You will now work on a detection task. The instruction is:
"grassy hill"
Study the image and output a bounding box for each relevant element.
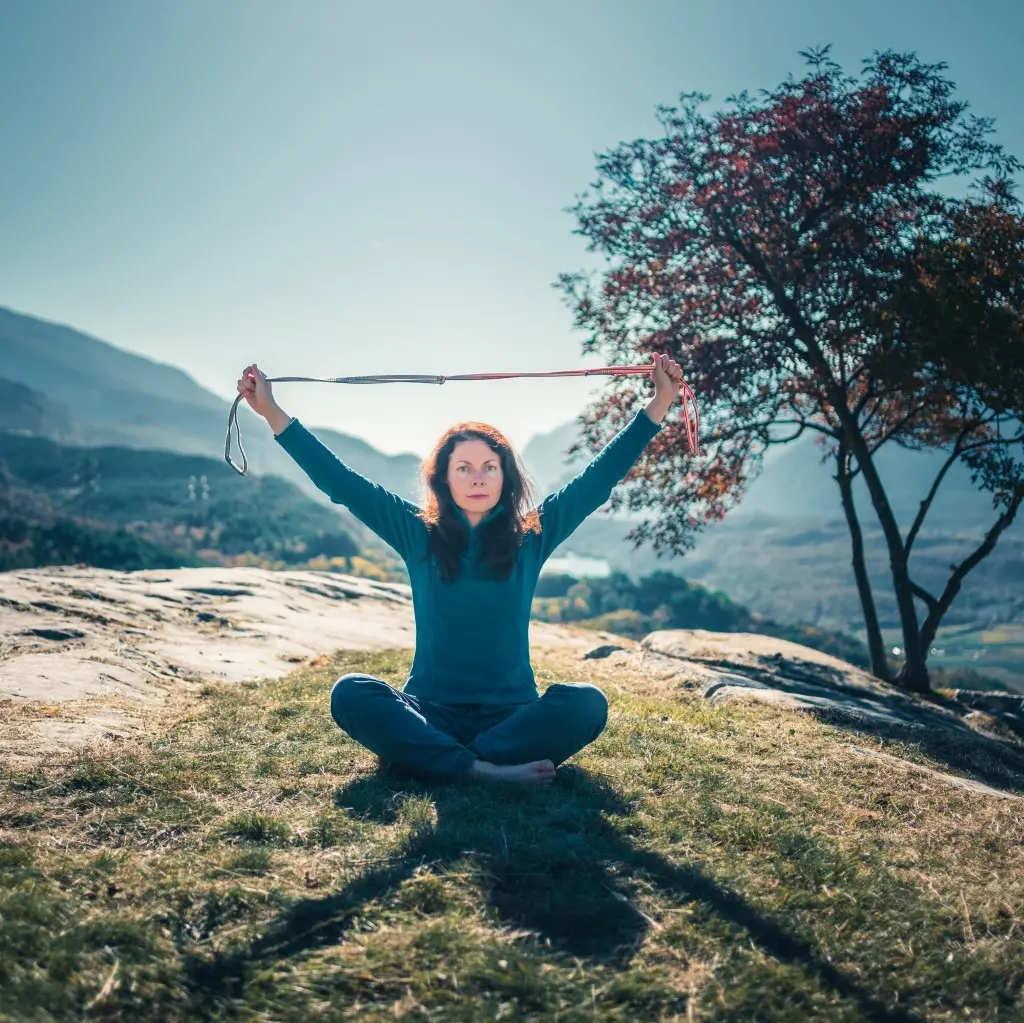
[1,646,1021,1021]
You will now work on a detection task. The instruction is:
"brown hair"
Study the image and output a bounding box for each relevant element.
[417,422,541,583]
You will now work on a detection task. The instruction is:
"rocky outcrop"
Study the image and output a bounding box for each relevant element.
[948,690,1024,738]
[0,566,618,757]
[632,630,1018,740]
[3,567,1021,765]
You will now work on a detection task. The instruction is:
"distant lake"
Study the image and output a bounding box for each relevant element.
[542,552,611,578]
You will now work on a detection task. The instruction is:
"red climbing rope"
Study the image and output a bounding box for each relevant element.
[225,366,700,476]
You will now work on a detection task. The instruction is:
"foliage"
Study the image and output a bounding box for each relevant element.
[532,570,869,666]
[869,179,1024,652]
[0,435,412,578]
[928,666,1013,693]
[0,487,196,572]
[559,46,1023,692]
[0,514,192,572]
[534,572,579,598]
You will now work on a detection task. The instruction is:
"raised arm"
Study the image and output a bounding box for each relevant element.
[238,365,423,561]
[535,355,683,563]
[535,407,663,563]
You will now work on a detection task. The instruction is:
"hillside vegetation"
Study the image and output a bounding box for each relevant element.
[532,571,871,669]
[0,433,404,582]
[568,516,1024,691]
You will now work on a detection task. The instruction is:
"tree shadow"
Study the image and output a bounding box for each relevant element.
[184,764,926,1022]
[705,653,1024,795]
[804,705,1024,796]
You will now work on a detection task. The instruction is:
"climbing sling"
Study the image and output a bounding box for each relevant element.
[224,365,699,476]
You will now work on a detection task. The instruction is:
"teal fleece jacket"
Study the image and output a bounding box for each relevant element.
[275,409,662,705]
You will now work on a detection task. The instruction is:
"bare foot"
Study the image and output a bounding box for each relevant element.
[470,759,556,785]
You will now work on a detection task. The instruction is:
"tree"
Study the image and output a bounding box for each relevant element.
[558,47,1023,693]
[870,179,1024,681]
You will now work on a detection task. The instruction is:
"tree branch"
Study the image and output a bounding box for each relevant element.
[868,401,934,454]
[903,420,1002,558]
[909,581,939,613]
[903,441,965,558]
[919,486,1024,650]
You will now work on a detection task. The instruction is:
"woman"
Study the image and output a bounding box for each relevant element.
[237,354,684,785]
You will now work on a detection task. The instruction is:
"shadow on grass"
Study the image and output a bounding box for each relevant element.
[184,765,925,1023]
[710,653,1024,795]
[803,706,1024,797]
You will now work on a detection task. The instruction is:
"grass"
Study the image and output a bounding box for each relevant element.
[1,648,1023,1022]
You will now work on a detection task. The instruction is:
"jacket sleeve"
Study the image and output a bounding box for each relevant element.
[536,409,662,564]
[274,418,423,562]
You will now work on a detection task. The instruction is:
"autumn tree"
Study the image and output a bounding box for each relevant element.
[558,48,1023,693]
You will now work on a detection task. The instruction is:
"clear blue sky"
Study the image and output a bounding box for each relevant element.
[1,0,1021,455]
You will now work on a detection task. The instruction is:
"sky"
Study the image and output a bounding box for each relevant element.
[1,1,1021,457]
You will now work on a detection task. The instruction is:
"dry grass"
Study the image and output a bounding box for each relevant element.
[1,648,1022,1022]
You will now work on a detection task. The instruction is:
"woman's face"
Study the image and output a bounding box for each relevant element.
[446,438,504,524]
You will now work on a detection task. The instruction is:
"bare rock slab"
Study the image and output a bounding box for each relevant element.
[0,565,618,757]
[640,629,976,735]
[0,565,415,703]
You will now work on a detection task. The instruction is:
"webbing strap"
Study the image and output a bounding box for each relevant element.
[225,366,699,476]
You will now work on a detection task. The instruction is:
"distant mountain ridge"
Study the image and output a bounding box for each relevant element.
[521,419,589,496]
[4,303,1005,527]
[0,305,605,505]
[3,303,1019,655]
[0,377,82,443]
[0,306,424,505]
[733,432,995,527]
[0,306,225,415]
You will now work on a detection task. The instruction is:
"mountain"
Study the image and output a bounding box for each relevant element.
[4,302,1007,529]
[311,426,424,504]
[0,307,225,416]
[5,301,1017,645]
[0,306,425,507]
[520,418,589,496]
[0,304,586,510]
[522,409,999,528]
[734,432,995,526]
[0,377,84,443]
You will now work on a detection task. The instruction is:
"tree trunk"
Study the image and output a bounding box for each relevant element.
[834,407,930,692]
[835,445,891,682]
[893,661,927,691]
[759,287,932,688]
[853,448,931,694]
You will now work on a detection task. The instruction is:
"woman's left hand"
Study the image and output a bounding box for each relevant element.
[651,353,684,403]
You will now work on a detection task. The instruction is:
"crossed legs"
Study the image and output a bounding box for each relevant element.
[330,674,609,783]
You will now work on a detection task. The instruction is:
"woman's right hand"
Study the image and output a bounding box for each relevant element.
[237,364,277,418]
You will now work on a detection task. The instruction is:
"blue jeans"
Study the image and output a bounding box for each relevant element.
[330,674,609,779]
